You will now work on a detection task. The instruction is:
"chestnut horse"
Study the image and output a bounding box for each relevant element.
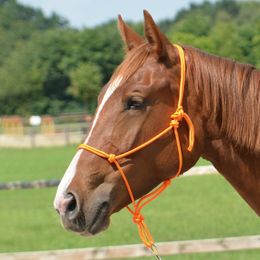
[54,10,260,248]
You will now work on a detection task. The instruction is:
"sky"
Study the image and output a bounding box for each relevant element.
[18,0,215,28]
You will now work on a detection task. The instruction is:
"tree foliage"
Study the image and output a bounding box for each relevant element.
[69,62,102,112]
[168,0,260,65]
[0,0,259,116]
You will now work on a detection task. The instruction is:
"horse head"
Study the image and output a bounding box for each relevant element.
[53,11,202,238]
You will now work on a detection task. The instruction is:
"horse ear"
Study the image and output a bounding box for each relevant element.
[143,10,171,59]
[118,15,144,51]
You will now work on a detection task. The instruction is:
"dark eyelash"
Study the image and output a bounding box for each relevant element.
[126,97,144,110]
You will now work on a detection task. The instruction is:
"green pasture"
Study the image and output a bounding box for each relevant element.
[0,147,209,183]
[0,147,259,259]
[0,146,76,182]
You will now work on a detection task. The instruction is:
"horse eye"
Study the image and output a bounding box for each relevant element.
[126,96,144,110]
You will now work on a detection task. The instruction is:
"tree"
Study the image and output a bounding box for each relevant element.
[69,63,102,113]
[252,33,260,68]
[167,0,260,68]
[0,28,78,115]
[0,0,259,116]
[0,0,67,65]
[76,21,124,84]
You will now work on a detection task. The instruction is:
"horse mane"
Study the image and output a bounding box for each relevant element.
[110,42,260,153]
[185,46,260,153]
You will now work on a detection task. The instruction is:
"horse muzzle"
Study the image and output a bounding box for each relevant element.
[55,187,112,236]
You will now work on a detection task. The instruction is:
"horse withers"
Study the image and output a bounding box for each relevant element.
[54,11,260,244]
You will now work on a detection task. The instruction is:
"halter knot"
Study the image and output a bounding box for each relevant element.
[170,106,184,128]
[170,119,179,128]
[108,154,116,163]
[171,106,184,121]
[133,213,144,224]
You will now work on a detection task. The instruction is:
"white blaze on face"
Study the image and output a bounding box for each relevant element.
[54,76,123,209]
[54,150,83,209]
[84,76,123,144]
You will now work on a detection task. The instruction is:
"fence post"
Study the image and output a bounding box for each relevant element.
[29,127,36,148]
[64,127,70,146]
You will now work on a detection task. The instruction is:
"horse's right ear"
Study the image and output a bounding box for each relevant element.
[118,15,144,51]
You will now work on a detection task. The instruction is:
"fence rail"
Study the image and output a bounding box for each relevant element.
[0,179,60,190]
[0,130,86,148]
[1,235,259,260]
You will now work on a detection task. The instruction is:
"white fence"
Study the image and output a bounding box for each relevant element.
[0,121,90,148]
[0,131,85,148]
[1,235,260,260]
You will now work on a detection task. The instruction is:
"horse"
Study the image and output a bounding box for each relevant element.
[54,10,260,251]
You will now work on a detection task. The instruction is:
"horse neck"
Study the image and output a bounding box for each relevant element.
[185,47,260,216]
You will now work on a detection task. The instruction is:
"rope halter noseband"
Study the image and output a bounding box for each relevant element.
[78,44,195,256]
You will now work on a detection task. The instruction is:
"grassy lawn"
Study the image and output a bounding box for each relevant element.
[0,147,210,183]
[0,146,76,182]
[0,147,259,259]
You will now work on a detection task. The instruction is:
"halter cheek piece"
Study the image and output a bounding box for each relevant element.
[78,44,195,255]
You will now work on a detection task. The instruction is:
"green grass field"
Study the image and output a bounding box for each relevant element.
[0,146,76,182]
[0,147,259,259]
[0,146,209,182]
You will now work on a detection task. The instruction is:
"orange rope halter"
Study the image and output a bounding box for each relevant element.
[78,44,194,253]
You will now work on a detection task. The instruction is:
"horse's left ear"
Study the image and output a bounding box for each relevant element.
[118,15,144,52]
[143,10,171,60]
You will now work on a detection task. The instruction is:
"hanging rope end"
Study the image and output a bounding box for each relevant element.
[182,112,195,153]
[187,141,194,152]
[187,128,194,152]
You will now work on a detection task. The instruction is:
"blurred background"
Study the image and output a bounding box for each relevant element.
[0,0,259,259]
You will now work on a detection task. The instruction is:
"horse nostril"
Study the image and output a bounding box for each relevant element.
[65,192,80,220]
[67,193,77,212]
[56,192,80,220]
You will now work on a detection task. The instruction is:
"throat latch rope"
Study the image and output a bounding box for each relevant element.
[78,44,194,254]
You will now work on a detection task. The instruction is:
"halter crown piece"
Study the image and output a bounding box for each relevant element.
[78,44,195,256]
